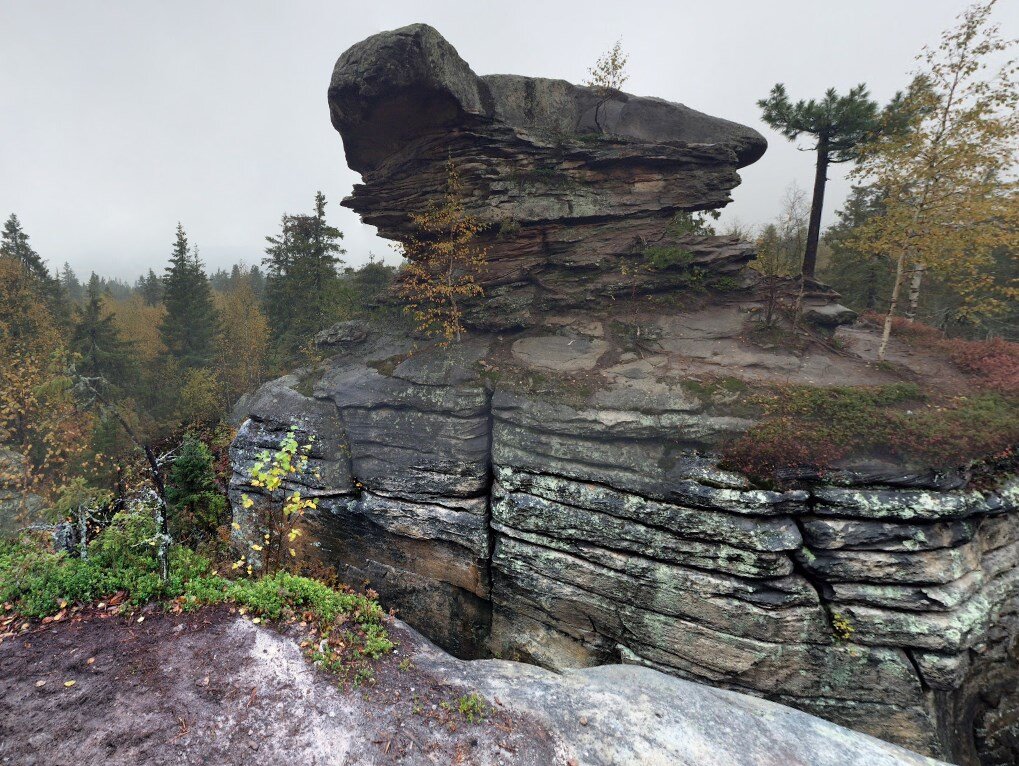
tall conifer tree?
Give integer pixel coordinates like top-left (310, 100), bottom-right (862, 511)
top-left (71, 274), bottom-right (138, 397)
top-left (158, 224), bottom-right (219, 369)
top-left (1, 213), bottom-right (67, 322)
top-left (263, 192), bottom-right (345, 359)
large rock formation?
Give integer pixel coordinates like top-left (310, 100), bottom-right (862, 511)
top-left (231, 317), bottom-right (1019, 766)
top-left (328, 23), bottom-right (769, 328)
top-left (229, 24), bottom-right (1018, 766)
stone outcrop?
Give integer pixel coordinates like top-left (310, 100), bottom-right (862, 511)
top-left (328, 24), bottom-right (770, 329)
top-left (399, 618), bottom-right (948, 766)
top-left (230, 320), bottom-right (1019, 766)
top-left (225, 24), bottom-right (1019, 765)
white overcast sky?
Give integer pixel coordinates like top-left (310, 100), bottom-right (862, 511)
top-left (2, 0), bottom-right (1015, 280)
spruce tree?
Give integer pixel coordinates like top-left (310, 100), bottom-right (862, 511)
top-left (137, 269), bottom-right (163, 305)
top-left (1, 213), bottom-right (66, 321)
top-left (263, 192), bottom-right (345, 359)
top-left (166, 434), bottom-right (226, 539)
top-left (1, 214), bottom-right (47, 281)
top-left (71, 274), bottom-right (138, 397)
top-left (248, 264), bottom-right (266, 301)
top-left (158, 224), bottom-right (219, 369)
top-left (60, 263), bottom-right (83, 303)
top-left (209, 268), bottom-right (231, 292)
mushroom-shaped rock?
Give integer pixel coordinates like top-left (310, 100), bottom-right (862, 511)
top-left (328, 24), bottom-right (768, 328)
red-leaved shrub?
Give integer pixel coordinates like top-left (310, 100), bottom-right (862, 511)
top-left (861, 313), bottom-right (1019, 394)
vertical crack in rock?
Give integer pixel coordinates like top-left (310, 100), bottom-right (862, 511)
top-left (482, 387), bottom-right (497, 614)
top-left (790, 514), bottom-right (836, 628)
top-left (904, 647), bottom-right (931, 692)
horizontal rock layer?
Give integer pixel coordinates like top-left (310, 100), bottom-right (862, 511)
top-left (230, 338), bottom-right (1019, 766)
top-left (328, 24), bottom-right (768, 328)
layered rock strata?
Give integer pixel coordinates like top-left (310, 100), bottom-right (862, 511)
top-left (230, 330), bottom-right (1019, 766)
top-left (328, 24), bottom-right (769, 328)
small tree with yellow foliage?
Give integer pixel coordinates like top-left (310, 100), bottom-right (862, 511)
top-left (850, 1), bottom-right (1018, 359)
top-left (585, 40), bottom-right (629, 92)
top-left (237, 428), bottom-right (317, 575)
top-left (396, 160), bottom-right (487, 343)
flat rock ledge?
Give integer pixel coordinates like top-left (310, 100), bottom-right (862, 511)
top-left (231, 330), bottom-right (1019, 766)
top-left (408, 617), bottom-right (947, 766)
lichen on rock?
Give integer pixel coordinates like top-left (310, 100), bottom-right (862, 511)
top-left (226, 23), bottom-right (1019, 766)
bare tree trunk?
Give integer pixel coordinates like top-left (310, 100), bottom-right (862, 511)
top-left (879, 252), bottom-right (908, 361)
top-left (144, 445), bottom-right (171, 582)
top-left (905, 263), bottom-right (925, 323)
top-left (802, 137), bottom-right (829, 280)
top-left (77, 505), bottom-right (88, 561)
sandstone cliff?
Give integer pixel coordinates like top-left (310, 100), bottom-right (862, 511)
top-left (229, 24), bottom-right (1018, 766)
top-left (231, 315), bottom-right (1018, 766)
top-left (328, 23), bottom-right (774, 329)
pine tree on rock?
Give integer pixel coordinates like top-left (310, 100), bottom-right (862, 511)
top-left (71, 274), bottom-right (138, 398)
top-left (158, 224), bottom-right (219, 369)
top-left (757, 85), bottom-right (903, 280)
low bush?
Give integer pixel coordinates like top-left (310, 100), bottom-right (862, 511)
top-left (0, 506), bottom-right (214, 617)
top-left (1, 511), bottom-right (393, 680)
top-left (862, 313), bottom-right (1019, 394)
top-left (179, 571), bottom-right (393, 678)
top-left (721, 383), bottom-right (1019, 481)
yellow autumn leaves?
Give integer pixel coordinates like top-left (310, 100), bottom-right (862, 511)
top-left (235, 428), bottom-right (317, 574)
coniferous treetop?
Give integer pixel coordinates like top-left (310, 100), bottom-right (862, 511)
top-left (158, 223), bottom-right (219, 370)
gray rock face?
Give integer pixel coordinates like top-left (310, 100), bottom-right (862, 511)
top-left (395, 618), bottom-right (948, 766)
top-left (328, 24), bottom-right (769, 328)
top-left (230, 333), bottom-right (1019, 766)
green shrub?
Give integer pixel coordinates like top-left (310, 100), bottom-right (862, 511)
top-left (0, 505), bottom-right (196, 616)
top-left (0, 543), bottom-right (108, 617)
top-left (1, 517), bottom-right (393, 682)
top-left (89, 506), bottom-right (159, 572)
top-left (167, 435), bottom-right (227, 541)
top-left (457, 693), bottom-right (487, 723)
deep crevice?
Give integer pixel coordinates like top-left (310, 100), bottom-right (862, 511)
top-left (481, 387), bottom-right (497, 605)
top-left (790, 515), bottom-right (836, 627)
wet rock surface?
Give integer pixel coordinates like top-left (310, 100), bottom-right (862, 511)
top-left (0, 607), bottom-right (946, 766)
top-left (230, 320), bottom-right (1019, 766)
